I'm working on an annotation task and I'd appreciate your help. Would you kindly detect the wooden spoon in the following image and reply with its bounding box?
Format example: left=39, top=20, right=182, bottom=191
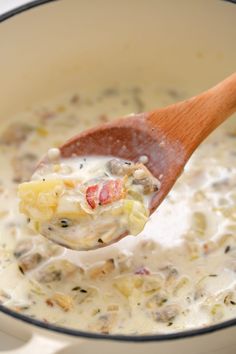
left=32, top=73, right=235, bottom=251
left=59, top=73, right=236, bottom=215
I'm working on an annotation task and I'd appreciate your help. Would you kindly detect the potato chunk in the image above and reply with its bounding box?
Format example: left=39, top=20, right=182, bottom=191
left=18, top=179, right=64, bottom=222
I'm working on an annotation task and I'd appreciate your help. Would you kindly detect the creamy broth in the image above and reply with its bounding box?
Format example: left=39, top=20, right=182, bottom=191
left=0, top=87, right=235, bottom=334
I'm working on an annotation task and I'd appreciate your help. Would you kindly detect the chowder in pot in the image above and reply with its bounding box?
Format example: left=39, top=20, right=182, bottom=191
left=0, top=84, right=235, bottom=335
left=0, top=1, right=235, bottom=351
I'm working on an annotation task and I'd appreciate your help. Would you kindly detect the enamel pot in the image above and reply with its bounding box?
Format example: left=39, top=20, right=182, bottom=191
left=0, top=1, right=235, bottom=353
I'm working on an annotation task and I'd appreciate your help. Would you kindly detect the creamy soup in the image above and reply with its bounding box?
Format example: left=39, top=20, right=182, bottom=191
left=0, top=86, right=235, bottom=335
left=18, top=155, right=159, bottom=250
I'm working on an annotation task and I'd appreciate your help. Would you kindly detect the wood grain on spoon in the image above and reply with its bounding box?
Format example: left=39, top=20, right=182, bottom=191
left=60, top=73, right=236, bottom=215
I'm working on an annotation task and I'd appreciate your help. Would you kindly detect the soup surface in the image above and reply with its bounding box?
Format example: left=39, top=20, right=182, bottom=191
left=0, top=86, right=235, bottom=334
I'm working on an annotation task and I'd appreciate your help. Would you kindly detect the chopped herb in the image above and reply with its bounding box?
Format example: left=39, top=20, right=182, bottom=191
left=72, top=286, right=81, bottom=291
left=48, top=227, right=53, bottom=231
left=124, top=162, right=132, bottom=165
left=167, top=322, right=173, bottom=326
left=79, top=164, right=83, bottom=169
left=224, top=245, right=231, bottom=254
left=18, top=265, right=25, bottom=274
left=230, top=301, right=236, bottom=305
left=60, top=219, right=71, bottom=228
left=98, top=238, right=104, bottom=243
left=42, top=178, right=46, bottom=182
left=209, top=274, right=218, bottom=277
left=61, top=224, right=69, bottom=228
left=80, top=289, right=87, bottom=293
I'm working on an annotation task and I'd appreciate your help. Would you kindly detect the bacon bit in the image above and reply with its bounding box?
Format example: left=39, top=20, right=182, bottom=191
left=99, top=180, right=124, bottom=206
left=86, top=180, right=124, bottom=209
left=46, top=299, right=54, bottom=307
left=86, top=185, right=99, bottom=209
left=135, top=266, right=150, bottom=275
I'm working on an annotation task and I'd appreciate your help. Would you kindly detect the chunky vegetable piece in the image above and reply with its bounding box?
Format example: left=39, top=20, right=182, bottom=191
left=18, top=179, right=64, bottom=222
left=18, top=154, right=160, bottom=250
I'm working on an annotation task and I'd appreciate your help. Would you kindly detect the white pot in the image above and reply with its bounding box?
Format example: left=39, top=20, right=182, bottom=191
left=0, top=1, right=235, bottom=353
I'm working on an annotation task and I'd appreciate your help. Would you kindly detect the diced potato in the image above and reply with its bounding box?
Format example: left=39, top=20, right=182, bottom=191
left=18, top=179, right=64, bottom=221
left=172, top=276, right=190, bottom=296
left=88, top=259, right=115, bottom=279
left=55, top=195, right=86, bottom=218
left=191, top=212, right=207, bottom=237
left=211, top=304, right=224, bottom=321
left=124, top=200, right=149, bottom=235
left=113, top=275, right=144, bottom=297
left=142, top=276, right=163, bottom=293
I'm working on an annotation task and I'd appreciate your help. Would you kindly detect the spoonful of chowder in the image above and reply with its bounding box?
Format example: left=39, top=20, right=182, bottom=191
left=18, top=152, right=160, bottom=250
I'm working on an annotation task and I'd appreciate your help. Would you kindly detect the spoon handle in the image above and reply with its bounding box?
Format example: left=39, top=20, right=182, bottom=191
left=148, top=72, right=236, bottom=157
